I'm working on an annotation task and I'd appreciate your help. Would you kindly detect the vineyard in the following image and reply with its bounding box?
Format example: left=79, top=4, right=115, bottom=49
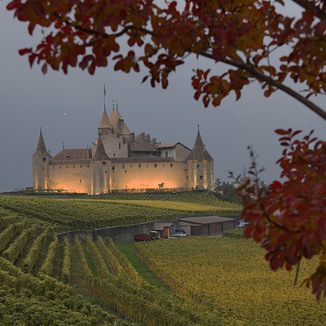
left=1, top=194, right=323, bottom=325
left=0, top=192, right=241, bottom=232
left=0, top=199, right=234, bottom=325
left=134, top=230, right=326, bottom=325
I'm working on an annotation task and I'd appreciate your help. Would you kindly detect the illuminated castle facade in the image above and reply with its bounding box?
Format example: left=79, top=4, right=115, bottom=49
left=32, top=108, right=214, bottom=195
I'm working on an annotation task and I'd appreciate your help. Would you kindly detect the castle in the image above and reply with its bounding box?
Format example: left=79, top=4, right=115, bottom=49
left=32, top=107, right=214, bottom=195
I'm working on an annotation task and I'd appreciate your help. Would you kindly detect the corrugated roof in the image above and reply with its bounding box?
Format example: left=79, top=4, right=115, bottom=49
left=93, top=138, right=110, bottom=161
left=33, top=131, right=52, bottom=158
left=98, top=109, right=113, bottom=129
left=50, top=148, right=91, bottom=164
left=187, top=130, right=213, bottom=161
left=109, top=110, right=130, bottom=135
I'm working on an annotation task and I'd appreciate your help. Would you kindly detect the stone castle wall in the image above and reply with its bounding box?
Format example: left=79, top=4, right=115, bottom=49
left=48, top=163, right=92, bottom=193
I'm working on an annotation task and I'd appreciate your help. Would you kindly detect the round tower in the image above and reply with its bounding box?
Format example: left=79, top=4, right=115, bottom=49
left=32, top=129, right=52, bottom=190
left=91, top=137, right=111, bottom=195
left=186, top=129, right=214, bottom=191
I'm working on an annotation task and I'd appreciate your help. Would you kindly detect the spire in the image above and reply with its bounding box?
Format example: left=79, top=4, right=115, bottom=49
left=93, top=138, right=110, bottom=161
left=33, top=129, right=52, bottom=158
left=187, top=128, right=213, bottom=161
left=109, top=109, right=131, bottom=135
left=98, top=109, right=113, bottom=130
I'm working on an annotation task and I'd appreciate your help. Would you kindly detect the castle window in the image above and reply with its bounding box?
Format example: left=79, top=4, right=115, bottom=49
left=170, top=164, right=173, bottom=167
left=112, top=166, right=115, bottom=170
left=113, top=153, right=116, bottom=157
left=80, top=165, right=82, bottom=168
left=60, top=166, right=61, bottom=169
left=102, top=162, right=106, bottom=166
left=87, top=165, right=89, bottom=168
left=197, top=164, right=200, bottom=168
left=105, top=171, right=107, bottom=173
left=119, top=143, right=121, bottom=149
left=80, top=180, right=82, bottom=183
left=200, top=176, right=203, bottom=180
left=165, top=151, right=168, bottom=157
left=186, top=176, right=189, bottom=180
left=53, top=167, right=54, bottom=169
left=73, top=166, right=75, bottom=168
left=138, top=164, right=141, bottom=168
left=122, top=164, right=125, bottom=169
left=43, top=158, right=46, bottom=161
left=66, top=166, right=68, bottom=169
left=125, top=170, right=127, bottom=173
left=154, top=164, right=157, bottom=168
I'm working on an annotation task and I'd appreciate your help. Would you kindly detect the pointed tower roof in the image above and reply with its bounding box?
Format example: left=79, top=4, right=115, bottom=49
left=98, top=109, right=113, bottom=130
left=93, top=138, right=110, bottom=161
left=109, top=110, right=131, bottom=135
left=187, top=129, right=213, bottom=161
left=33, top=129, right=52, bottom=158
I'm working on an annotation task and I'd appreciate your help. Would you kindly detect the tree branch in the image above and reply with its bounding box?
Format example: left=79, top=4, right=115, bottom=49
left=198, top=50, right=326, bottom=121
left=291, top=0, right=326, bottom=21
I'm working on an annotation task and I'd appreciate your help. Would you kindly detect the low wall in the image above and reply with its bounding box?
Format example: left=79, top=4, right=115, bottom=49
left=57, top=220, right=178, bottom=243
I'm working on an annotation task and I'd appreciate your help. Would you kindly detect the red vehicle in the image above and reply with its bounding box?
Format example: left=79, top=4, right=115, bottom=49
left=134, top=231, right=158, bottom=242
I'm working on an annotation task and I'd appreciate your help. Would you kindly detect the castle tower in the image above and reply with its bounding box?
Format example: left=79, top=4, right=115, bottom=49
left=32, top=129, right=52, bottom=190
left=98, top=108, right=113, bottom=136
left=91, top=137, right=111, bottom=195
left=186, top=129, right=214, bottom=191
left=109, top=109, right=131, bottom=135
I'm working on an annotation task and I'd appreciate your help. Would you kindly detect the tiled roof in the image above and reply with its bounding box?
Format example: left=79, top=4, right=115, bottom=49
left=93, top=138, right=110, bottom=161
left=98, top=109, right=113, bottom=129
left=127, top=135, right=160, bottom=153
left=112, top=157, right=174, bottom=163
left=49, top=148, right=91, bottom=165
left=155, top=142, right=178, bottom=148
left=187, top=131, right=213, bottom=161
left=33, top=132, right=52, bottom=158
left=109, top=110, right=130, bottom=135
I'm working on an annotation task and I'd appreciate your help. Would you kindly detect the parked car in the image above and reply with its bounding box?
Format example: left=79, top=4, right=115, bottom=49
left=237, top=221, right=249, bottom=228
left=171, top=229, right=188, bottom=237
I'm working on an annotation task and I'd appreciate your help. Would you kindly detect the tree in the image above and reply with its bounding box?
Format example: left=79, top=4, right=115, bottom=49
left=232, top=130, right=326, bottom=300
left=6, top=0, right=326, bottom=299
left=214, top=178, right=240, bottom=203
left=6, top=0, right=326, bottom=120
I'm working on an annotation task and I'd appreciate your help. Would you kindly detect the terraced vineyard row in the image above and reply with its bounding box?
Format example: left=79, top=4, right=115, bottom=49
left=134, top=232, right=326, bottom=325
left=0, top=215, right=234, bottom=325
left=0, top=221, right=124, bottom=325
left=0, top=194, right=241, bottom=232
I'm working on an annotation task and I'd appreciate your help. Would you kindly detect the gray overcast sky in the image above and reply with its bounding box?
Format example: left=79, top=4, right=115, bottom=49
left=0, top=2, right=325, bottom=192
